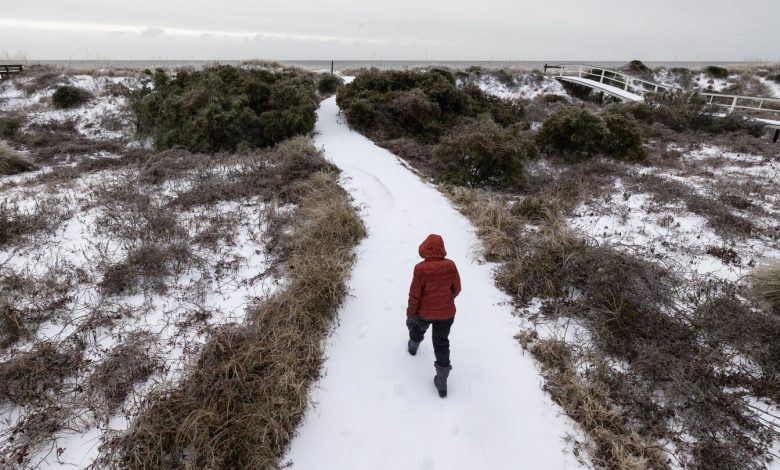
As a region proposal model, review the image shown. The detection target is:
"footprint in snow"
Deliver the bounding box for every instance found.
[449,419,459,436]
[418,455,434,470]
[339,417,351,438]
[393,384,413,412]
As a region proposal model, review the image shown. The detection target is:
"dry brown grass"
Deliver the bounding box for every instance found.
[100,142,365,469]
[752,261,780,314]
[629,173,757,238]
[17,119,123,163]
[0,267,78,351]
[0,197,66,248]
[0,341,83,407]
[529,338,667,469]
[88,332,163,415]
[446,186,780,469]
[0,141,35,175]
[171,136,336,208]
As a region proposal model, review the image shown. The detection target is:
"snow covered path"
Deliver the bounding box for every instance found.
[284,97,580,469]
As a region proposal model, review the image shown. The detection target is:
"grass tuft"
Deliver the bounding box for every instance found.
[752,262,780,313]
[0,141,35,175]
[101,140,365,469]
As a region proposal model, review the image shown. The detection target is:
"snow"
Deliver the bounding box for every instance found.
[473,73,568,100]
[567,181,742,281]
[26,94,132,141]
[0,168,280,469]
[567,144,780,286]
[0,73,137,141]
[692,73,733,92]
[557,76,643,102]
[652,68,683,89]
[284,97,580,469]
[758,77,780,98]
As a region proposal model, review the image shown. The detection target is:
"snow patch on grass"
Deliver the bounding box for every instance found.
[0,166,281,469]
[463,72,569,100]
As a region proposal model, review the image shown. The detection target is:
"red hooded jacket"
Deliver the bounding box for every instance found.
[407,234,462,320]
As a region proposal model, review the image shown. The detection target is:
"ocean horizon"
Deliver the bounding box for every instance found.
[17,59,776,71]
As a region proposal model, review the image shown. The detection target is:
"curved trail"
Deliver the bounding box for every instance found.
[284,97,580,469]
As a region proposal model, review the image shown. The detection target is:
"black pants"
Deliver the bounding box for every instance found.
[406,315,454,367]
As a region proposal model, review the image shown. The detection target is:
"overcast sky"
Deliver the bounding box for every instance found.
[1,0,778,61]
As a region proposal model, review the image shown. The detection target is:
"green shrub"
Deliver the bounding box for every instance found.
[317,74,342,95]
[386,89,441,135]
[492,69,516,87]
[52,85,93,109]
[705,65,729,79]
[670,67,694,89]
[342,98,380,133]
[541,94,568,104]
[626,91,763,136]
[536,107,608,159]
[487,97,526,127]
[769,73,780,84]
[601,110,646,161]
[131,65,317,152]
[0,115,22,139]
[434,118,537,188]
[627,60,650,73]
[536,106,646,161]
[336,68,525,142]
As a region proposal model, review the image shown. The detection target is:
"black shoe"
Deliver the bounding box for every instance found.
[434,377,447,398]
[433,362,451,398]
[408,339,421,356]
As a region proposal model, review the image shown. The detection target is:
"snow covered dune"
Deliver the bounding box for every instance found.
[284,97,580,469]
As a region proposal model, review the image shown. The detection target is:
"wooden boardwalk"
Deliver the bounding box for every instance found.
[0,64,23,80]
[545,64,780,140]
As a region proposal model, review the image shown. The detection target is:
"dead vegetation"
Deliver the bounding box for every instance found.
[101,144,365,469]
[0,341,84,407]
[628,173,757,238]
[0,137,365,469]
[752,262,780,314]
[0,197,67,248]
[17,119,123,163]
[87,332,163,415]
[445,185,780,469]
[0,141,35,175]
[0,64,368,469]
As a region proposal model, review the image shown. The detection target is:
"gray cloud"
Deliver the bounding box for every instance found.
[0,0,778,61]
[140,27,166,38]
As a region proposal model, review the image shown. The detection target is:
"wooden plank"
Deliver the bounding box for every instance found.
[0,64,23,80]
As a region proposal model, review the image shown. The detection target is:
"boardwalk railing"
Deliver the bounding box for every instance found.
[698,92,780,115]
[0,64,23,80]
[544,64,780,136]
[545,64,675,97]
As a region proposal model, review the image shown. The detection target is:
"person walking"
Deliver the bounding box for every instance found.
[406,234,461,397]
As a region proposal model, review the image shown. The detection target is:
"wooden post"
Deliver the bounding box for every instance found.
[331,61,334,74]
[774,129,780,143]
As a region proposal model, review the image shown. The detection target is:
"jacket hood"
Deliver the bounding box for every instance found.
[419,234,447,260]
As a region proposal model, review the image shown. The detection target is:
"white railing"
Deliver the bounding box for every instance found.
[698,92,780,116]
[545,64,676,97]
[544,64,780,127]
